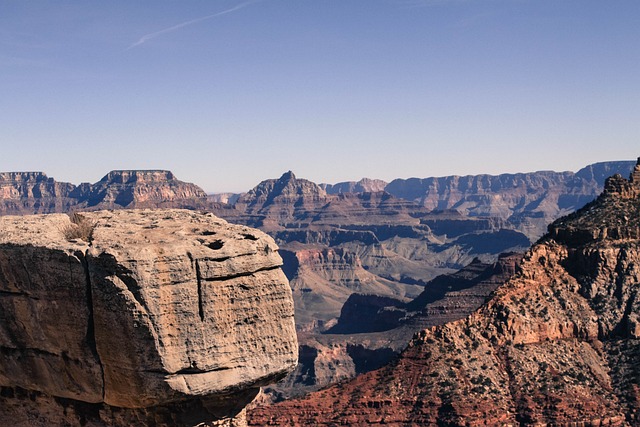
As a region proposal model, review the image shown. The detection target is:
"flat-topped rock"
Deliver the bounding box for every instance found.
[0,209,297,426]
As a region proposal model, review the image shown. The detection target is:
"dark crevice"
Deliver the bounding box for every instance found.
[0,289,30,297]
[500,347,530,425]
[0,345,64,358]
[144,365,235,375]
[201,265,281,282]
[615,291,638,337]
[195,259,205,321]
[80,250,105,401]
[21,260,34,290]
[199,252,257,263]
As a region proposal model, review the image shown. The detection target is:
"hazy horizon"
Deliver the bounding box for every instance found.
[2,0,638,192]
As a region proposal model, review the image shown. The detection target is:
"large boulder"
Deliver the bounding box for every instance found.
[0,209,298,426]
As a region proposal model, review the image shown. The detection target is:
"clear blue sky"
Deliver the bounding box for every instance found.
[2,0,638,192]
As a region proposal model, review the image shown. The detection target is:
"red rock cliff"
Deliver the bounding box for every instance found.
[248,160,640,425]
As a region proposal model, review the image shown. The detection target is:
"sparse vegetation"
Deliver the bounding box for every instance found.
[62,213,96,242]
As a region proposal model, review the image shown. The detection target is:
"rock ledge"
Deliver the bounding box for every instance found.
[0,209,298,426]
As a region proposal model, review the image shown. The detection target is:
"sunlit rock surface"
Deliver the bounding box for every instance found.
[0,209,297,426]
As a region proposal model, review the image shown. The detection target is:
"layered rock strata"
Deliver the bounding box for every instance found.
[263,253,522,401]
[0,172,78,214]
[248,161,640,425]
[78,170,208,208]
[0,170,209,215]
[0,209,298,426]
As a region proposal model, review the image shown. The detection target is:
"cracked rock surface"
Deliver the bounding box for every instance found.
[0,209,297,426]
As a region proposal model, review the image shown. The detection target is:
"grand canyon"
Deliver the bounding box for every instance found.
[1,159,639,425]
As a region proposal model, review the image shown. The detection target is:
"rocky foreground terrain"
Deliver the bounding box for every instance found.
[0,209,297,426]
[248,161,640,425]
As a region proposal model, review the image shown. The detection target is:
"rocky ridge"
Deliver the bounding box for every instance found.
[248,159,640,426]
[0,209,297,426]
[320,178,388,194]
[0,172,78,214]
[322,161,636,238]
[0,170,209,215]
[258,252,522,403]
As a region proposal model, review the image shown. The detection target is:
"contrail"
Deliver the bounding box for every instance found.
[126,0,259,51]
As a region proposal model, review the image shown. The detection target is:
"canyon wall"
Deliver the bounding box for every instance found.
[0,170,209,215]
[248,161,640,425]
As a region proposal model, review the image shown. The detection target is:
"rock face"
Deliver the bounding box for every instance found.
[384,161,635,229]
[0,209,297,426]
[320,178,388,194]
[78,170,208,209]
[248,160,640,426]
[0,172,78,214]
[0,170,209,215]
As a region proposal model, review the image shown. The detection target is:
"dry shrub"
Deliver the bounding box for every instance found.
[62,212,96,242]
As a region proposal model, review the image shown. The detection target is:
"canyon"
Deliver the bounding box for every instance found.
[247,160,640,425]
[0,160,636,401]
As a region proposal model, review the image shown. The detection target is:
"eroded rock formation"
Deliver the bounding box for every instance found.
[78,170,208,209]
[0,209,297,426]
[0,170,209,215]
[2,161,636,402]
[384,160,636,237]
[0,172,78,214]
[248,161,640,425]
[263,253,522,402]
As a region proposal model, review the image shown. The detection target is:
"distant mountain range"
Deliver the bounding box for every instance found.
[2,161,634,231]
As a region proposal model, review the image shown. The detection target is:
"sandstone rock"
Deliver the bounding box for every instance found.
[0,209,297,426]
[0,172,78,214]
[320,178,388,194]
[78,170,208,209]
[0,170,213,215]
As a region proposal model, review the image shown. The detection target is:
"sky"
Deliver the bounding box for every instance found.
[1,0,639,193]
